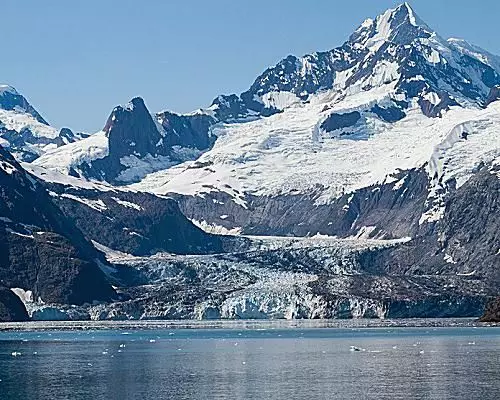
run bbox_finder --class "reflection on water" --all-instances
[0,327,499,400]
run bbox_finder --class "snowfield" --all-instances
[129,91,500,212]
[33,130,109,173]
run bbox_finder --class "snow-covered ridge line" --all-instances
[32,130,109,174]
[0,84,19,95]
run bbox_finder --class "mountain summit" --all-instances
[33,2,500,199]
[349,2,433,51]
[0,85,84,162]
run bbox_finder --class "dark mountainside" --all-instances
[44,184,226,257]
[0,285,29,322]
[480,297,500,322]
[0,145,116,313]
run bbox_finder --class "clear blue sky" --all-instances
[2,0,499,132]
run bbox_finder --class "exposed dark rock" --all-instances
[83,97,165,181]
[156,110,216,150]
[104,98,163,158]
[44,184,225,257]
[0,229,117,305]
[59,127,76,142]
[320,111,361,133]
[210,95,254,121]
[0,145,116,305]
[175,168,429,240]
[372,166,500,285]
[371,104,406,122]
[418,91,459,118]
[486,85,500,106]
[480,297,500,322]
[0,285,29,322]
[71,98,217,184]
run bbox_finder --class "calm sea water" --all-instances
[0,321,499,400]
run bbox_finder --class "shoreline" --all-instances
[0,317,498,332]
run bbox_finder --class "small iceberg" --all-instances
[11,352,22,357]
[350,346,365,352]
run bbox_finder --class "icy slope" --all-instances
[130,93,500,207]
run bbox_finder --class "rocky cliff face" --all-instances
[44,184,225,256]
[175,167,429,239]
[487,85,500,106]
[34,97,216,184]
[0,145,116,305]
[374,165,500,283]
[480,297,500,322]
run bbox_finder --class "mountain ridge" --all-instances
[31,3,500,185]
[0,3,498,321]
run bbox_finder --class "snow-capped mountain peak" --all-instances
[34,96,212,183]
[0,84,19,95]
[0,84,47,124]
[0,84,89,161]
[350,2,433,52]
[30,2,500,216]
